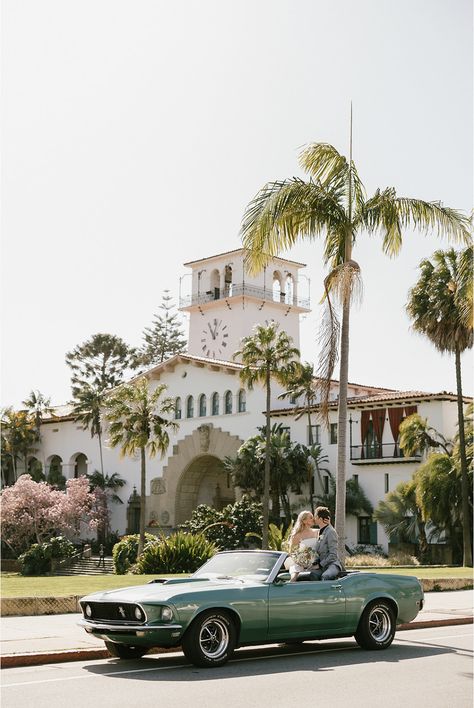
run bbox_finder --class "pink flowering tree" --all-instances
[0,474,99,555]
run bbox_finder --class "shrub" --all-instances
[345,554,392,567]
[112,533,158,574]
[18,535,75,575]
[345,552,420,567]
[180,495,263,550]
[134,532,217,574]
[387,551,420,566]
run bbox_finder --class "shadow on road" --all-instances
[82,638,454,682]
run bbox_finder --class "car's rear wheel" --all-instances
[182,610,237,667]
[354,600,396,650]
[105,641,148,659]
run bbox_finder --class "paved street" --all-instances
[2,625,472,708]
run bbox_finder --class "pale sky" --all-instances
[2,0,472,409]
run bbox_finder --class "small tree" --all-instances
[234,323,299,547]
[224,425,313,525]
[374,480,428,560]
[0,475,98,555]
[106,378,178,556]
[139,290,187,367]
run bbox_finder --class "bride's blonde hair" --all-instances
[291,510,313,542]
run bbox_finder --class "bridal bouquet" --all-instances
[289,545,317,569]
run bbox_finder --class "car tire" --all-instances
[354,600,396,650]
[105,641,148,659]
[182,610,237,668]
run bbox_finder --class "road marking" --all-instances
[2,644,357,688]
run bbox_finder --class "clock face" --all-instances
[201,318,229,358]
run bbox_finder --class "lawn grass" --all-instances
[1,566,472,597]
[0,573,187,598]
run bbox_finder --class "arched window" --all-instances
[210,269,220,300]
[186,395,194,418]
[272,271,282,302]
[238,389,246,413]
[224,390,232,414]
[224,265,233,297]
[199,394,207,417]
[211,392,219,415]
[175,397,182,420]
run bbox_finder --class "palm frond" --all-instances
[241,179,344,274]
[360,189,471,255]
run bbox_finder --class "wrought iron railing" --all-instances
[179,282,310,309]
[350,443,422,462]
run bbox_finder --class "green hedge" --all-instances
[112,533,159,574]
[134,532,217,574]
[18,536,76,575]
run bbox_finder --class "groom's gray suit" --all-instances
[310,524,343,581]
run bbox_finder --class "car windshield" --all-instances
[192,551,281,581]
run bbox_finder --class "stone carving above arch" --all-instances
[151,478,166,494]
[197,424,210,452]
[153,424,244,528]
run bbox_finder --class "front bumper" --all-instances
[78,618,184,647]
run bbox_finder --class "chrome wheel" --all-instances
[368,606,392,643]
[198,617,230,659]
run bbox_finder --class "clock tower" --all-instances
[179,248,310,360]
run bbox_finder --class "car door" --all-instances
[267,579,346,638]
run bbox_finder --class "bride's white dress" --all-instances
[286,535,318,573]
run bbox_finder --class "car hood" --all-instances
[81,577,263,604]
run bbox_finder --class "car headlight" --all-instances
[161,607,173,622]
[134,606,144,621]
[85,604,92,618]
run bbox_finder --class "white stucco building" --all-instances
[25,249,468,552]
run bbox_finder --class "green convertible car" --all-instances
[79,550,424,668]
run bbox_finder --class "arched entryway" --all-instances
[175,454,234,525]
[153,423,244,528]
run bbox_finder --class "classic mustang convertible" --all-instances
[79,550,424,668]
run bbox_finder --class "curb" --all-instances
[2,617,472,669]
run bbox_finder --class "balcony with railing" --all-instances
[350,442,422,464]
[179,282,310,310]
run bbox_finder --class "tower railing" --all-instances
[179,282,310,309]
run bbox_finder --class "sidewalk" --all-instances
[1,590,472,668]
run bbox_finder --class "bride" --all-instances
[287,510,319,582]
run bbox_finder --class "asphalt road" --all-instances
[2,625,472,708]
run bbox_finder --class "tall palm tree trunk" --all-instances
[138,447,146,557]
[307,408,316,512]
[262,368,271,548]
[335,296,350,560]
[98,429,104,476]
[455,345,472,566]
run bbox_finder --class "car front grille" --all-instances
[81,601,146,624]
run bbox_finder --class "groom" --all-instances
[309,506,343,581]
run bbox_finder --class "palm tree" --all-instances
[105,378,178,555]
[72,384,105,475]
[407,247,473,566]
[374,479,428,560]
[233,323,299,547]
[278,361,317,443]
[399,413,452,457]
[241,140,470,559]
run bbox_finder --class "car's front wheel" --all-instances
[354,600,396,650]
[105,641,148,659]
[182,610,237,667]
